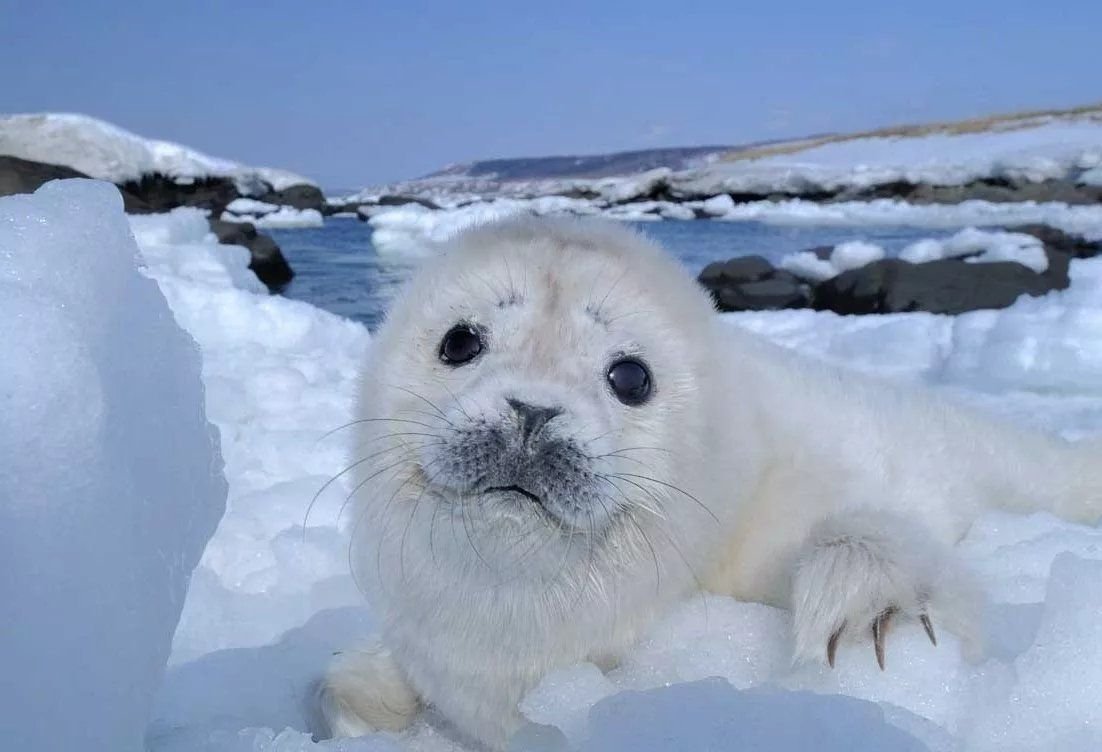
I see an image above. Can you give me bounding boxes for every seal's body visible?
[320,218,1100,749]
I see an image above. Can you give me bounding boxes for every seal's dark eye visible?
[439,324,483,365]
[607,358,652,405]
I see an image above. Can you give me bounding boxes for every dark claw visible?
[871,609,895,670]
[827,622,845,668]
[920,613,937,646]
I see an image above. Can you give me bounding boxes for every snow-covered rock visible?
[0,113,316,195]
[223,206,325,229]
[0,180,227,751]
[675,113,1102,195]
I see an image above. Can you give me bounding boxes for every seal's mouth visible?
[483,484,543,505]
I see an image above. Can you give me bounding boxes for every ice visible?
[780,228,1052,281]
[368,201,527,255]
[967,555,1102,751]
[223,206,325,229]
[569,679,928,751]
[713,197,1102,238]
[781,240,887,281]
[0,180,226,750]
[518,664,615,746]
[14,175,1102,750]
[0,113,316,194]
[227,197,282,214]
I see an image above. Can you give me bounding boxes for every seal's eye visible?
[607,358,652,405]
[439,324,483,365]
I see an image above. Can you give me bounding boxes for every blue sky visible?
[2,0,1100,189]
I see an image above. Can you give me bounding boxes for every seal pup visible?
[318,217,1101,749]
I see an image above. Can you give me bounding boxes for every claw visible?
[919,613,937,646]
[871,609,894,670]
[827,622,845,668]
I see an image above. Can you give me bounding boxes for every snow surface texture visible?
[222,206,325,229]
[118,189,1102,750]
[781,228,1049,281]
[0,113,316,193]
[677,115,1102,195]
[0,180,227,751]
[12,182,1102,750]
[365,196,1102,257]
[340,111,1102,212]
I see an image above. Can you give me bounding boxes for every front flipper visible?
[316,639,421,738]
[790,507,980,669]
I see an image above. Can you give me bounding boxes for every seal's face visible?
[354,219,717,582]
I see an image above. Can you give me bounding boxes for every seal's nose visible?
[506,398,562,446]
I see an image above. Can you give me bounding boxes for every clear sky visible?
[2,0,1100,189]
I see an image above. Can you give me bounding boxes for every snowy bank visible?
[0,180,227,751]
[0,113,316,194]
[8,179,1102,751]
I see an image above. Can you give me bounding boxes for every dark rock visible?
[122,173,241,215]
[0,155,151,211]
[260,183,324,211]
[711,277,810,312]
[208,218,294,290]
[0,154,88,196]
[699,254,774,285]
[814,258,1066,315]
[376,194,440,210]
[1005,224,1102,259]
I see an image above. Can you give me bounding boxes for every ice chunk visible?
[969,555,1102,751]
[576,679,928,752]
[223,206,325,229]
[830,239,885,272]
[0,180,226,751]
[519,664,615,746]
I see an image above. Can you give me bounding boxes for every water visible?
[273,218,944,330]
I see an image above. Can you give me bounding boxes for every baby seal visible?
[319,217,1101,749]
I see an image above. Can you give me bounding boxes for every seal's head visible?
[351,217,721,594]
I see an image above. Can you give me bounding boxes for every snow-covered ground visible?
[677,112,1102,195]
[365,195,1102,257]
[0,113,316,194]
[8,179,1102,751]
[338,109,1102,217]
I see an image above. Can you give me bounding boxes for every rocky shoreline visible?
[0,155,309,290]
[698,224,1101,315]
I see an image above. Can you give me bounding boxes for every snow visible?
[9,177,1102,751]
[0,180,226,751]
[0,113,317,193]
[223,206,325,229]
[227,197,282,214]
[675,114,1102,195]
[781,227,1051,281]
[713,197,1102,238]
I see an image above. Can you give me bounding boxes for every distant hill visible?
[421,145,736,181]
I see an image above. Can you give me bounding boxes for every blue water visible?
[273,218,943,330]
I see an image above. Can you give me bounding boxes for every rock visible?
[712,277,810,312]
[259,183,324,211]
[698,255,811,312]
[376,194,440,210]
[208,218,294,290]
[1005,224,1102,259]
[699,255,774,285]
[122,173,240,214]
[0,155,151,211]
[0,155,87,196]
[814,257,1066,315]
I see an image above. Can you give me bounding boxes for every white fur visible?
[318,217,1102,750]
